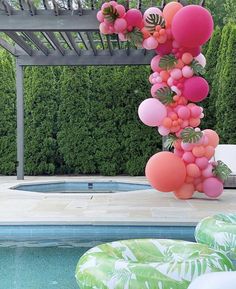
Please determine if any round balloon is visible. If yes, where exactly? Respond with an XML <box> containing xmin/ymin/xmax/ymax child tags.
<box><xmin>125</xmin><ymin>9</ymin><xmax>143</xmax><ymax>27</ymax></box>
<box><xmin>144</xmin><ymin>7</ymin><xmax>162</xmax><ymax>25</ymax></box>
<box><xmin>172</xmin><ymin>5</ymin><xmax>214</xmax><ymax>48</ymax></box>
<box><xmin>138</xmin><ymin>98</ymin><xmax>167</xmax><ymax>127</ymax></box>
<box><xmin>203</xmin><ymin>177</ymin><xmax>224</xmax><ymax>198</ymax></box>
<box><xmin>163</xmin><ymin>2</ymin><xmax>183</xmax><ymax>26</ymax></box>
<box><xmin>145</xmin><ymin>152</ymin><xmax>186</xmax><ymax>192</ymax></box>
<box><xmin>174</xmin><ymin>183</ymin><xmax>195</xmax><ymax>199</ymax></box>
<box><xmin>183</xmin><ymin>77</ymin><xmax>209</xmax><ymax>102</ymax></box>
<box><xmin>203</xmin><ymin>129</ymin><xmax>219</xmax><ymax>148</ymax></box>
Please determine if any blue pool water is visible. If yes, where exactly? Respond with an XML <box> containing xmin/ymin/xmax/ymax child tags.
<box><xmin>12</xmin><ymin>181</ymin><xmax>152</xmax><ymax>193</ymax></box>
<box><xmin>0</xmin><ymin>225</ymin><xmax>195</xmax><ymax>289</ymax></box>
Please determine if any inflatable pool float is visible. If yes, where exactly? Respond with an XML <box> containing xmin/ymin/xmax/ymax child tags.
<box><xmin>75</xmin><ymin>239</ymin><xmax>234</xmax><ymax>289</ymax></box>
<box><xmin>188</xmin><ymin>271</ymin><xmax>236</xmax><ymax>289</ymax></box>
<box><xmin>195</xmin><ymin>213</ymin><xmax>236</xmax><ymax>261</ymax></box>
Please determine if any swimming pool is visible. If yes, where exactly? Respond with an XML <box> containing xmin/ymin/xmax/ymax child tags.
<box><xmin>11</xmin><ymin>181</ymin><xmax>152</xmax><ymax>194</ymax></box>
<box><xmin>0</xmin><ymin>225</ymin><xmax>195</xmax><ymax>289</ymax></box>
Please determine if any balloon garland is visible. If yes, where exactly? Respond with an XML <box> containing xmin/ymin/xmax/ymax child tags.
<box><xmin>97</xmin><ymin>1</ymin><xmax>231</xmax><ymax>199</ymax></box>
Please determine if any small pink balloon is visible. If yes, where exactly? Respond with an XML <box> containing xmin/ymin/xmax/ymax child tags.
<box><xmin>181</xmin><ymin>142</ymin><xmax>194</xmax><ymax>152</ymax></box>
<box><xmin>116</xmin><ymin>4</ymin><xmax>126</xmax><ymax>17</ymax></box>
<box><xmin>99</xmin><ymin>22</ymin><xmax>109</xmax><ymax>34</ymax></box>
<box><xmin>203</xmin><ymin>177</ymin><xmax>224</xmax><ymax>198</ymax></box>
<box><xmin>195</xmin><ymin>157</ymin><xmax>209</xmax><ymax>170</ymax></box>
<box><xmin>114</xmin><ymin>18</ymin><xmax>127</xmax><ymax>33</ymax></box>
<box><xmin>151</xmin><ymin>55</ymin><xmax>162</xmax><ymax>72</ymax></box>
<box><xmin>155</xmin><ymin>39</ymin><xmax>173</xmax><ymax>56</ymax></box>
<box><xmin>143</xmin><ymin>36</ymin><xmax>159</xmax><ymax>50</ymax></box>
<box><xmin>183</xmin><ymin>76</ymin><xmax>209</xmax><ymax>102</ymax></box>
<box><xmin>158</xmin><ymin>125</ymin><xmax>170</xmax><ymax>136</ymax></box>
<box><xmin>151</xmin><ymin>83</ymin><xmax>167</xmax><ymax>97</ymax></box>
<box><xmin>190</xmin><ymin>105</ymin><xmax>202</xmax><ymax>118</ymax></box>
<box><xmin>167</xmin><ymin>77</ymin><xmax>174</xmax><ymax>86</ymax></box>
<box><xmin>144</xmin><ymin>7</ymin><xmax>163</xmax><ymax>24</ymax></box>
<box><xmin>195</xmin><ymin>53</ymin><xmax>206</xmax><ymax>68</ymax></box>
<box><xmin>138</xmin><ymin>98</ymin><xmax>167</xmax><ymax>127</ymax></box>
<box><xmin>178</xmin><ymin>106</ymin><xmax>190</xmax><ymax>120</ymax></box>
<box><xmin>172</xmin><ymin>5</ymin><xmax>214</xmax><ymax>48</ymax></box>
<box><xmin>109</xmin><ymin>1</ymin><xmax>118</xmax><ymax>7</ymax></box>
<box><xmin>183</xmin><ymin>152</ymin><xmax>195</xmax><ymax>163</ymax></box>
<box><xmin>96</xmin><ymin>10</ymin><xmax>104</xmax><ymax>22</ymax></box>
<box><xmin>182</xmin><ymin>66</ymin><xmax>194</xmax><ymax>78</ymax></box>
<box><xmin>170</xmin><ymin>68</ymin><xmax>183</xmax><ymax>80</ymax></box>
<box><xmin>125</xmin><ymin>9</ymin><xmax>143</xmax><ymax>27</ymax></box>
<box><xmin>118</xmin><ymin>33</ymin><xmax>127</xmax><ymax>41</ymax></box>
<box><xmin>202</xmin><ymin>164</ymin><xmax>213</xmax><ymax>178</ymax></box>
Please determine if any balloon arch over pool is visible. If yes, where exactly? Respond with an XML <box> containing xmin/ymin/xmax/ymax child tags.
<box><xmin>97</xmin><ymin>1</ymin><xmax>231</xmax><ymax>199</ymax></box>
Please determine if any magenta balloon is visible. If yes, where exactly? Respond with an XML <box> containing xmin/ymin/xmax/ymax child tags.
<box><xmin>125</xmin><ymin>9</ymin><xmax>143</xmax><ymax>27</ymax></box>
<box><xmin>181</xmin><ymin>46</ymin><xmax>201</xmax><ymax>57</ymax></box>
<box><xmin>138</xmin><ymin>98</ymin><xmax>167</xmax><ymax>127</ymax></box>
<box><xmin>172</xmin><ymin>5</ymin><xmax>214</xmax><ymax>48</ymax></box>
<box><xmin>203</xmin><ymin>177</ymin><xmax>223</xmax><ymax>198</ymax></box>
<box><xmin>151</xmin><ymin>83</ymin><xmax>167</xmax><ymax>97</ymax></box>
<box><xmin>183</xmin><ymin>76</ymin><xmax>209</xmax><ymax>102</ymax></box>
<box><xmin>155</xmin><ymin>39</ymin><xmax>173</xmax><ymax>56</ymax></box>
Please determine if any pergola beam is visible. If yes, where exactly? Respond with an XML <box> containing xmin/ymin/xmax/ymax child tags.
<box><xmin>17</xmin><ymin>50</ymin><xmax>155</xmax><ymax>66</ymax></box>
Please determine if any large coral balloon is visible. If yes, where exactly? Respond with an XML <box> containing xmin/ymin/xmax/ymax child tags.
<box><xmin>183</xmin><ymin>76</ymin><xmax>209</xmax><ymax>102</ymax></box>
<box><xmin>145</xmin><ymin>152</ymin><xmax>186</xmax><ymax>192</ymax></box>
<box><xmin>172</xmin><ymin>5</ymin><xmax>214</xmax><ymax>48</ymax></box>
<box><xmin>163</xmin><ymin>1</ymin><xmax>183</xmax><ymax>26</ymax></box>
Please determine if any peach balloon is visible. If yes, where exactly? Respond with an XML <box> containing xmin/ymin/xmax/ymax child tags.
<box><xmin>163</xmin><ymin>2</ymin><xmax>183</xmax><ymax>26</ymax></box>
<box><xmin>182</xmin><ymin>53</ymin><xmax>193</xmax><ymax>64</ymax></box>
<box><xmin>174</xmin><ymin>183</ymin><xmax>194</xmax><ymax>199</ymax></box>
<box><xmin>203</xmin><ymin>129</ymin><xmax>219</xmax><ymax>148</ymax></box>
<box><xmin>192</xmin><ymin>146</ymin><xmax>205</xmax><ymax>158</ymax></box>
<box><xmin>186</xmin><ymin>163</ymin><xmax>201</xmax><ymax>178</ymax></box>
<box><xmin>145</xmin><ymin>152</ymin><xmax>186</xmax><ymax>192</ymax></box>
<box><xmin>204</xmin><ymin>145</ymin><xmax>215</xmax><ymax>159</ymax></box>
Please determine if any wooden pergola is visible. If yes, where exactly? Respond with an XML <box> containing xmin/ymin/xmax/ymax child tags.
<box><xmin>0</xmin><ymin>0</ymin><xmax>204</xmax><ymax>180</ymax></box>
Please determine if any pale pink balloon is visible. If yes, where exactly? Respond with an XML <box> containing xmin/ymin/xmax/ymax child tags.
<box><xmin>114</xmin><ymin>18</ymin><xmax>127</xmax><ymax>33</ymax></box>
<box><xmin>182</xmin><ymin>66</ymin><xmax>194</xmax><ymax>78</ymax></box>
<box><xmin>195</xmin><ymin>157</ymin><xmax>209</xmax><ymax>170</ymax></box>
<box><xmin>109</xmin><ymin>1</ymin><xmax>118</xmax><ymax>7</ymax></box>
<box><xmin>203</xmin><ymin>177</ymin><xmax>224</xmax><ymax>198</ymax></box>
<box><xmin>116</xmin><ymin>4</ymin><xmax>126</xmax><ymax>17</ymax></box>
<box><xmin>144</xmin><ymin>7</ymin><xmax>163</xmax><ymax>24</ymax></box>
<box><xmin>151</xmin><ymin>83</ymin><xmax>167</xmax><ymax>97</ymax></box>
<box><xmin>143</xmin><ymin>36</ymin><xmax>159</xmax><ymax>50</ymax></box>
<box><xmin>183</xmin><ymin>152</ymin><xmax>195</xmax><ymax>163</ymax></box>
<box><xmin>178</xmin><ymin>106</ymin><xmax>190</xmax><ymax>120</ymax></box>
<box><xmin>170</xmin><ymin>68</ymin><xmax>183</xmax><ymax>80</ymax></box>
<box><xmin>99</xmin><ymin>22</ymin><xmax>109</xmax><ymax>35</ymax></box>
<box><xmin>181</xmin><ymin>142</ymin><xmax>194</xmax><ymax>151</ymax></box>
<box><xmin>194</xmin><ymin>53</ymin><xmax>206</xmax><ymax>68</ymax></box>
<box><xmin>151</xmin><ymin>55</ymin><xmax>162</xmax><ymax>72</ymax></box>
<box><xmin>167</xmin><ymin>77</ymin><xmax>174</xmax><ymax>86</ymax></box>
<box><xmin>202</xmin><ymin>164</ymin><xmax>213</xmax><ymax>178</ymax></box>
<box><xmin>125</xmin><ymin>9</ymin><xmax>143</xmax><ymax>27</ymax></box>
<box><xmin>118</xmin><ymin>33</ymin><xmax>127</xmax><ymax>41</ymax></box>
<box><xmin>96</xmin><ymin>10</ymin><xmax>104</xmax><ymax>22</ymax></box>
<box><xmin>158</xmin><ymin>125</ymin><xmax>170</xmax><ymax>136</ymax></box>
<box><xmin>190</xmin><ymin>105</ymin><xmax>202</xmax><ymax>118</ymax></box>
<box><xmin>138</xmin><ymin>98</ymin><xmax>167</xmax><ymax>127</ymax></box>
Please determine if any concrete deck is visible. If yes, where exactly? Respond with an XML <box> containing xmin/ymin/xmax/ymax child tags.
<box><xmin>0</xmin><ymin>176</ymin><xmax>235</xmax><ymax>226</ymax></box>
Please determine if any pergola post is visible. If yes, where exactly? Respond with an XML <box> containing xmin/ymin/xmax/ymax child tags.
<box><xmin>16</xmin><ymin>61</ymin><xmax>24</xmax><ymax>180</ymax></box>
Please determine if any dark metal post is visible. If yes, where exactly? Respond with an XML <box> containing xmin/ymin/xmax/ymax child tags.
<box><xmin>16</xmin><ymin>61</ymin><xmax>24</xmax><ymax>180</ymax></box>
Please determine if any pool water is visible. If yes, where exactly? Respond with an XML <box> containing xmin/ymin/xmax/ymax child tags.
<box><xmin>0</xmin><ymin>242</ymin><xmax>86</xmax><ymax>289</ymax></box>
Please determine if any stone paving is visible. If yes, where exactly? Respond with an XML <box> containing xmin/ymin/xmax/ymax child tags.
<box><xmin>0</xmin><ymin>176</ymin><xmax>235</xmax><ymax>226</ymax></box>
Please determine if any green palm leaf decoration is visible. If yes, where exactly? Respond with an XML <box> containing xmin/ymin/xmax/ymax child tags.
<box><xmin>145</xmin><ymin>13</ymin><xmax>165</xmax><ymax>33</ymax></box>
<box><xmin>181</xmin><ymin>128</ymin><xmax>203</xmax><ymax>143</ymax></box>
<box><xmin>159</xmin><ymin>54</ymin><xmax>177</xmax><ymax>70</ymax></box>
<box><xmin>190</xmin><ymin>59</ymin><xmax>206</xmax><ymax>75</ymax></box>
<box><xmin>103</xmin><ymin>5</ymin><xmax>119</xmax><ymax>24</ymax></box>
<box><xmin>126</xmin><ymin>28</ymin><xmax>143</xmax><ymax>47</ymax></box>
<box><xmin>164</xmin><ymin>134</ymin><xmax>178</xmax><ymax>150</ymax></box>
<box><xmin>155</xmin><ymin>86</ymin><xmax>175</xmax><ymax>104</ymax></box>
<box><xmin>213</xmin><ymin>160</ymin><xmax>232</xmax><ymax>181</ymax></box>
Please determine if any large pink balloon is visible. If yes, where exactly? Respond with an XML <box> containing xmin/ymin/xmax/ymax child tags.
<box><xmin>172</xmin><ymin>5</ymin><xmax>214</xmax><ymax>48</ymax></box>
<box><xmin>125</xmin><ymin>9</ymin><xmax>143</xmax><ymax>27</ymax></box>
<box><xmin>138</xmin><ymin>98</ymin><xmax>167</xmax><ymax>127</ymax></box>
<box><xmin>183</xmin><ymin>76</ymin><xmax>209</xmax><ymax>102</ymax></box>
<box><xmin>203</xmin><ymin>177</ymin><xmax>224</xmax><ymax>198</ymax></box>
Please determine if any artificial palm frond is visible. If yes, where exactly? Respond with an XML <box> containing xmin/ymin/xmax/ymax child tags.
<box><xmin>159</xmin><ymin>54</ymin><xmax>177</xmax><ymax>70</ymax></box>
<box><xmin>145</xmin><ymin>13</ymin><xmax>165</xmax><ymax>33</ymax></box>
<box><xmin>213</xmin><ymin>160</ymin><xmax>232</xmax><ymax>181</ymax></box>
<box><xmin>181</xmin><ymin>128</ymin><xmax>203</xmax><ymax>143</ymax></box>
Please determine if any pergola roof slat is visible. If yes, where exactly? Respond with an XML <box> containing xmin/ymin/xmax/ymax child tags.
<box><xmin>44</xmin><ymin>31</ymin><xmax>65</xmax><ymax>55</ymax></box>
<box><xmin>61</xmin><ymin>32</ymin><xmax>81</xmax><ymax>56</ymax></box>
<box><xmin>86</xmin><ymin>31</ymin><xmax>97</xmax><ymax>56</ymax></box>
<box><xmin>2</xmin><ymin>0</ymin><xmax>13</xmax><ymax>15</ymax></box>
<box><xmin>5</xmin><ymin>31</ymin><xmax>33</xmax><ymax>55</ymax></box>
<box><xmin>23</xmin><ymin>32</ymin><xmax>49</xmax><ymax>55</ymax></box>
<box><xmin>0</xmin><ymin>37</ymin><xmax>17</xmax><ymax>56</ymax></box>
